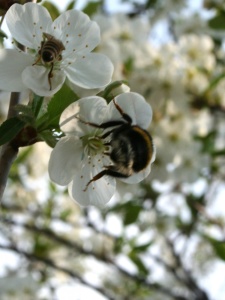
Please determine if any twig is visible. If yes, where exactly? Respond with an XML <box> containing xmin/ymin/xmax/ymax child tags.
<box><xmin>167</xmin><ymin>238</ymin><xmax>210</xmax><ymax>300</ymax></box>
<box><xmin>0</xmin><ymin>243</ymin><xmax>115</xmax><ymax>300</ymax></box>
<box><xmin>0</xmin><ymin>216</ymin><xmax>191</xmax><ymax>300</ymax></box>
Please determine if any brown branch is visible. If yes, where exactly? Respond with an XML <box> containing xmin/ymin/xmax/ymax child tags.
<box><xmin>166</xmin><ymin>238</ymin><xmax>209</xmax><ymax>300</ymax></box>
<box><xmin>0</xmin><ymin>242</ymin><xmax>115</xmax><ymax>300</ymax></box>
<box><xmin>0</xmin><ymin>216</ymin><xmax>192</xmax><ymax>300</ymax></box>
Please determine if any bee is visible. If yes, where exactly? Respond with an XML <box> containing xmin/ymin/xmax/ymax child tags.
<box><xmin>33</xmin><ymin>33</ymin><xmax>65</xmax><ymax>90</ymax></box>
<box><xmin>79</xmin><ymin>99</ymin><xmax>155</xmax><ymax>191</ymax></box>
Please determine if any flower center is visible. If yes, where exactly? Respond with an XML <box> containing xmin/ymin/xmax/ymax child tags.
<box><xmin>81</xmin><ymin>131</ymin><xmax>107</xmax><ymax>157</ymax></box>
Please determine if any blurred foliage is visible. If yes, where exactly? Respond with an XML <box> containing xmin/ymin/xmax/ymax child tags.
<box><xmin>1</xmin><ymin>0</ymin><xmax>225</xmax><ymax>300</ymax></box>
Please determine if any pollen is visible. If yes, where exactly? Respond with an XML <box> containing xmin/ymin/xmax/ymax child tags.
<box><xmin>82</xmin><ymin>56</ymin><xmax>85</xmax><ymax>59</ymax></box>
<box><xmin>85</xmin><ymin>44</ymin><xmax>88</xmax><ymax>48</ymax></box>
<box><xmin>40</xmin><ymin>26</ymin><xmax>43</xmax><ymax>30</ymax></box>
<box><xmin>67</xmin><ymin>22</ymin><xmax>70</xmax><ymax>26</ymax></box>
<box><xmin>73</xmin><ymin>49</ymin><xmax>76</xmax><ymax>52</ymax></box>
<box><xmin>33</xmin><ymin>34</ymin><xmax>36</xmax><ymax>37</ymax></box>
<box><xmin>54</xmin><ymin>26</ymin><xmax>56</xmax><ymax>30</ymax></box>
<box><xmin>80</xmin><ymin>175</ymin><xmax>83</xmax><ymax>179</ymax></box>
<box><xmin>33</xmin><ymin>22</ymin><xmax>36</xmax><ymax>25</ymax></box>
<box><xmin>78</xmin><ymin>34</ymin><xmax>82</xmax><ymax>37</ymax></box>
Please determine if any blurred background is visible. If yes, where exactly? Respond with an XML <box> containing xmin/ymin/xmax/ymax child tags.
<box><xmin>1</xmin><ymin>0</ymin><xmax>225</xmax><ymax>299</ymax></box>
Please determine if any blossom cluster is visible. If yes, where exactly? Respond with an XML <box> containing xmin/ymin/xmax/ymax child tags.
<box><xmin>0</xmin><ymin>3</ymin><xmax>156</xmax><ymax>207</ymax></box>
<box><xmin>93</xmin><ymin>13</ymin><xmax>225</xmax><ymax>184</ymax></box>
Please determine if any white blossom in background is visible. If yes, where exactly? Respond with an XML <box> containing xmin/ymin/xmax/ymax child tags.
<box><xmin>94</xmin><ymin>13</ymin><xmax>151</xmax><ymax>79</ymax></box>
<box><xmin>48</xmin><ymin>92</ymin><xmax>155</xmax><ymax>207</ymax></box>
<box><xmin>0</xmin><ymin>3</ymin><xmax>113</xmax><ymax>97</ymax></box>
<box><xmin>178</xmin><ymin>34</ymin><xmax>215</xmax><ymax>72</ymax></box>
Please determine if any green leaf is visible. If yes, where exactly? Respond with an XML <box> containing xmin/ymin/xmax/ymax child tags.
<box><xmin>133</xmin><ymin>241</ymin><xmax>153</xmax><ymax>253</ymax></box>
<box><xmin>123</xmin><ymin>203</ymin><xmax>142</xmax><ymax>226</ymax></box>
<box><xmin>0</xmin><ymin>29</ymin><xmax>7</xmax><ymax>39</ymax></box>
<box><xmin>60</xmin><ymin>209</ymin><xmax>72</xmax><ymax>221</ymax></box>
<box><xmin>205</xmin><ymin>236</ymin><xmax>225</xmax><ymax>261</ymax></box>
<box><xmin>203</xmin><ymin>72</ymin><xmax>225</xmax><ymax>94</ymax></box>
<box><xmin>208</xmin><ymin>13</ymin><xmax>225</xmax><ymax>30</ymax></box>
<box><xmin>32</xmin><ymin>95</ymin><xmax>45</xmax><ymax>118</ymax></box>
<box><xmin>83</xmin><ymin>1</ymin><xmax>103</xmax><ymax>16</ymax></box>
<box><xmin>66</xmin><ymin>0</ymin><xmax>76</xmax><ymax>10</ymax></box>
<box><xmin>0</xmin><ymin>117</ymin><xmax>25</xmax><ymax>146</ymax></box>
<box><xmin>39</xmin><ymin>130</ymin><xmax>63</xmax><ymax>148</ymax></box>
<box><xmin>37</xmin><ymin>84</ymin><xmax>78</xmax><ymax>131</ymax></box>
<box><xmin>42</xmin><ymin>1</ymin><xmax>60</xmax><ymax>20</ymax></box>
<box><xmin>108</xmin><ymin>201</ymin><xmax>142</xmax><ymax>226</ymax></box>
<box><xmin>129</xmin><ymin>253</ymin><xmax>148</xmax><ymax>276</ymax></box>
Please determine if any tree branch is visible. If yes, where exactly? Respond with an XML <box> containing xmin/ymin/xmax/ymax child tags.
<box><xmin>0</xmin><ymin>216</ymin><xmax>191</xmax><ymax>300</ymax></box>
<box><xmin>0</xmin><ymin>242</ymin><xmax>115</xmax><ymax>300</ymax></box>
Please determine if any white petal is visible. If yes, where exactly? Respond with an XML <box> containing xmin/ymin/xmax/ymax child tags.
<box><xmin>107</xmin><ymin>92</ymin><xmax>153</xmax><ymax>129</ymax></box>
<box><xmin>64</xmin><ymin>53</ymin><xmax>113</xmax><ymax>89</ymax></box>
<box><xmin>70</xmin><ymin>155</ymin><xmax>116</xmax><ymax>207</ymax></box>
<box><xmin>60</xmin><ymin>96</ymin><xmax>107</xmax><ymax>134</ymax></box>
<box><xmin>0</xmin><ymin>49</ymin><xmax>33</xmax><ymax>92</ymax></box>
<box><xmin>48</xmin><ymin>136</ymin><xmax>83</xmax><ymax>186</ymax></box>
<box><xmin>22</xmin><ymin>65</ymin><xmax>66</xmax><ymax>97</ymax></box>
<box><xmin>51</xmin><ymin>10</ymin><xmax>100</xmax><ymax>56</ymax></box>
<box><xmin>6</xmin><ymin>3</ymin><xmax>51</xmax><ymax>49</ymax></box>
<box><xmin>121</xmin><ymin>165</ymin><xmax>151</xmax><ymax>184</ymax></box>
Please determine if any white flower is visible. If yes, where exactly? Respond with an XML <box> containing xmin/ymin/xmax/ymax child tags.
<box><xmin>48</xmin><ymin>92</ymin><xmax>155</xmax><ymax>207</ymax></box>
<box><xmin>0</xmin><ymin>3</ymin><xmax>113</xmax><ymax>96</ymax></box>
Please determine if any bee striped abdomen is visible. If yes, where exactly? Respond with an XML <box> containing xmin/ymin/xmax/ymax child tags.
<box><xmin>42</xmin><ymin>40</ymin><xmax>63</xmax><ymax>63</ymax></box>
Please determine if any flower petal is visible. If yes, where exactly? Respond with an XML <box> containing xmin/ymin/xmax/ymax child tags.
<box><xmin>60</xmin><ymin>96</ymin><xmax>108</xmax><ymax>134</ymax></box>
<box><xmin>22</xmin><ymin>65</ymin><xmax>66</xmax><ymax>96</ymax></box>
<box><xmin>69</xmin><ymin>155</ymin><xmax>116</xmax><ymax>207</ymax></box>
<box><xmin>51</xmin><ymin>10</ymin><xmax>100</xmax><ymax>57</ymax></box>
<box><xmin>48</xmin><ymin>136</ymin><xmax>83</xmax><ymax>186</ymax></box>
<box><xmin>107</xmin><ymin>92</ymin><xmax>153</xmax><ymax>128</ymax></box>
<box><xmin>6</xmin><ymin>3</ymin><xmax>51</xmax><ymax>49</ymax></box>
<box><xmin>64</xmin><ymin>53</ymin><xmax>113</xmax><ymax>89</ymax></box>
<box><xmin>0</xmin><ymin>49</ymin><xmax>33</xmax><ymax>92</ymax></box>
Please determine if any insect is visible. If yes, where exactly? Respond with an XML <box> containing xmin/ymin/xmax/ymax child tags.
<box><xmin>79</xmin><ymin>99</ymin><xmax>155</xmax><ymax>191</ymax></box>
<box><xmin>33</xmin><ymin>33</ymin><xmax>65</xmax><ymax>90</ymax></box>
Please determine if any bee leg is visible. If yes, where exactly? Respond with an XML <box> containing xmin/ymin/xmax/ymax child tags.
<box><xmin>83</xmin><ymin>170</ymin><xmax>108</xmax><ymax>191</ymax></box>
<box><xmin>48</xmin><ymin>63</ymin><xmax>54</xmax><ymax>90</ymax></box>
<box><xmin>83</xmin><ymin>167</ymin><xmax>129</xmax><ymax>191</ymax></box>
<box><xmin>32</xmin><ymin>54</ymin><xmax>41</xmax><ymax>66</ymax></box>
<box><xmin>112</xmin><ymin>98</ymin><xmax>132</xmax><ymax>124</ymax></box>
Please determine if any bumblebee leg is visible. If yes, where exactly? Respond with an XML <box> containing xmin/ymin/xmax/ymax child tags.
<box><xmin>83</xmin><ymin>169</ymin><xmax>108</xmax><ymax>191</ymax></box>
<box><xmin>76</xmin><ymin>116</ymin><xmax>125</xmax><ymax>130</ymax></box>
<box><xmin>112</xmin><ymin>98</ymin><xmax>132</xmax><ymax>124</ymax></box>
<box><xmin>83</xmin><ymin>167</ymin><xmax>129</xmax><ymax>191</ymax></box>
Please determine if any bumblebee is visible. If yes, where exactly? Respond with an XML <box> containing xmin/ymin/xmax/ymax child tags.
<box><xmin>81</xmin><ymin>99</ymin><xmax>155</xmax><ymax>191</ymax></box>
<box><xmin>33</xmin><ymin>33</ymin><xmax>65</xmax><ymax>90</ymax></box>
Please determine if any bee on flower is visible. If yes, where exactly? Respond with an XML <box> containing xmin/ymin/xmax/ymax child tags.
<box><xmin>0</xmin><ymin>3</ymin><xmax>113</xmax><ymax>96</ymax></box>
<box><xmin>48</xmin><ymin>92</ymin><xmax>156</xmax><ymax>207</ymax></box>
